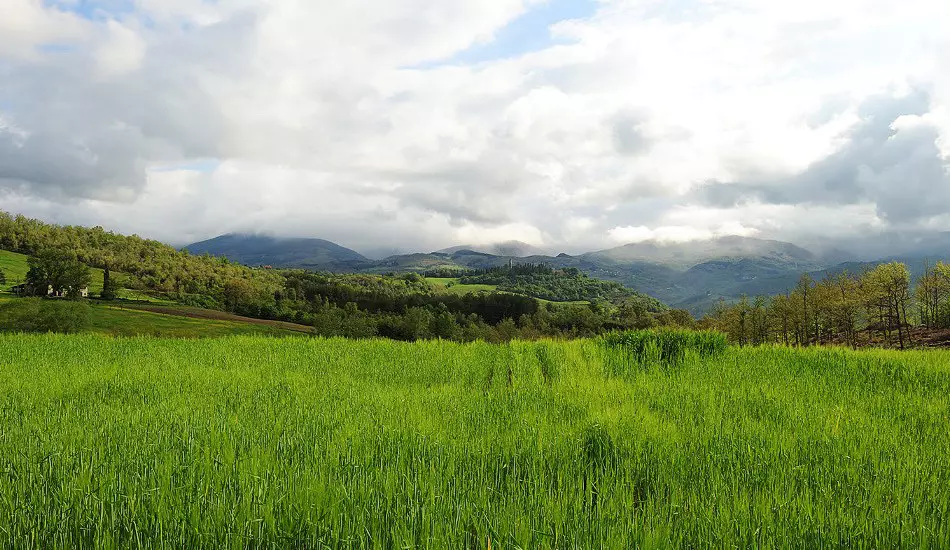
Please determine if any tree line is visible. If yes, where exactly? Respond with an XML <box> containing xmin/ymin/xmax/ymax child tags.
<box><xmin>701</xmin><ymin>261</ymin><xmax>950</xmax><ymax>349</ymax></box>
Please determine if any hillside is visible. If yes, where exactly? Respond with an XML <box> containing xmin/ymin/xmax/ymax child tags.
<box><xmin>458</xmin><ymin>264</ymin><xmax>666</xmax><ymax>310</ymax></box>
<box><xmin>184</xmin><ymin>234</ymin><xmax>369</xmax><ymax>269</ymax></box>
<box><xmin>0</xmin><ymin>249</ymin><xmax>312</xmax><ymax>337</ymax></box>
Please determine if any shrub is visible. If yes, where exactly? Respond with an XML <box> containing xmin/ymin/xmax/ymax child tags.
<box><xmin>0</xmin><ymin>298</ymin><xmax>90</xmax><ymax>334</ymax></box>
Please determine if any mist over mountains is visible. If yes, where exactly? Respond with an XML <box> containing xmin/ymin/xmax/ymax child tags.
<box><xmin>183</xmin><ymin>233</ymin><xmax>950</xmax><ymax>314</ymax></box>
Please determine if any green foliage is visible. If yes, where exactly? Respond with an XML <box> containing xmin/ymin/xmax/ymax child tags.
<box><xmin>0</xmin><ymin>298</ymin><xmax>90</xmax><ymax>333</ymax></box>
<box><xmin>100</xmin><ymin>267</ymin><xmax>117</xmax><ymax>300</ymax></box>
<box><xmin>25</xmin><ymin>249</ymin><xmax>92</xmax><ymax>298</ymax></box>
<box><xmin>703</xmin><ymin>262</ymin><xmax>922</xmax><ymax>349</ymax></box>
<box><xmin>0</xmin><ymin>211</ymin><xmax>283</xmax><ymax>306</ymax></box>
<box><xmin>0</xmin><ymin>335</ymin><xmax>948</xmax><ymax>546</ymax></box>
<box><xmin>461</xmin><ymin>264</ymin><xmax>666</xmax><ymax>310</ymax></box>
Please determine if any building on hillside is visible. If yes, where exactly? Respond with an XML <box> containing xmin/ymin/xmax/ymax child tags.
<box><xmin>10</xmin><ymin>283</ymin><xmax>88</xmax><ymax>298</ymax></box>
<box><xmin>47</xmin><ymin>284</ymin><xmax>89</xmax><ymax>298</ymax></box>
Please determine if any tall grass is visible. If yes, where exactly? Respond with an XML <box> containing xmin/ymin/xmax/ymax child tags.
<box><xmin>0</xmin><ymin>334</ymin><xmax>947</xmax><ymax>548</ymax></box>
<box><xmin>602</xmin><ymin>329</ymin><xmax>728</xmax><ymax>375</ymax></box>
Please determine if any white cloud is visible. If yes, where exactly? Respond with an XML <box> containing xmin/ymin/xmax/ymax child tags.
<box><xmin>1</xmin><ymin>0</ymin><xmax>949</xmax><ymax>254</ymax></box>
<box><xmin>608</xmin><ymin>222</ymin><xmax>758</xmax><ymax>244</ymax></box>
<box><xmin>95</xmin><ymin>20</ymin><xmax>146</xmax><ymax>76</ymax></box>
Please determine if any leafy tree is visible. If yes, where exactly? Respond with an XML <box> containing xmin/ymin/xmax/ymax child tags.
<box><xmin>864</xmin><ymin>262</ymin><xmax>912</xmax><ymax>349</ymax></box>
<box><xmin>916</xmin><ymin>262</ymin><xmax>950</xmax><ymax>329</ymax></box>
<box><xmin>101</xmin><ymin>266</ymin><xmax>118</xmax><ymax>300</ymax></box>
<box><xmin>25</xmin><ymin>249</ymin><xmax>91</xmax><ymax>298</ymax></box>
<box><xmin>0</xmin><ymin>269</ymin><xmax>6</xmax><ymax>288</ymax></box>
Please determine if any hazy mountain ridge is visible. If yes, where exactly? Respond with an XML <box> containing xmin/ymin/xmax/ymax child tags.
<box><xmin>184</xmin><ymin>234</ymin><xmax>950</xmax><ymax>315</ymax></box>
<box><xmin>436</xmin><ymin>241</ymin><xmax>547</xmax><ymax>258</ymax></box>
<box><xmin>183</xmin><ymin>234</ymin><xmax>369</xmax><ymax>268</ymax></box>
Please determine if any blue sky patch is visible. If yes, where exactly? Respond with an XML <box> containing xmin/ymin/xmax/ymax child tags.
<box><xmin>414</xmin><ymin>0</ymin><xmax>598</xmax><ymax>69</ymax></box>
<box><xmin>45</xmin><ymin>0</ymin><xmax>137</xmax><ymax>20</ymax></box>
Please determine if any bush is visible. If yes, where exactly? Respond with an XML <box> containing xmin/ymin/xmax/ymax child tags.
<box><xmin>0</xmin><ymin>298</ymin><xmax>90</xmax><ymax>334</ymax></box>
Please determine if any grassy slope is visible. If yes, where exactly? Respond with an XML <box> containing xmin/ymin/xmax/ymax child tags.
<box><xmin>426</xmin><ymin>277</ymin><xmax>498</xmax><ymax>295</ymax></box>
<box><xmin>0</xmin><ymin>295</ymin><xmax>310</xmax><ymax>338</ymax></box>
<box><xmin>0</xmin><ymin>335</ymin><xmax>946</xmax><ymax>547</ymax></box>
<box><xmin>1</xmin><ymin>250</ymin><xmax>310</xmax><ymax>337</ymax></box>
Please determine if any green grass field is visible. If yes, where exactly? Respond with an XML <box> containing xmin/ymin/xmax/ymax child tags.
<box><xmin>427</xmin><ymin>277</ymin><xmax>498</xmax><ymax>295</ymax></box>
<box><xmin>0</xmin><ymin>334</ymin><xmax>947</xmax><ymax>547</ymax></box>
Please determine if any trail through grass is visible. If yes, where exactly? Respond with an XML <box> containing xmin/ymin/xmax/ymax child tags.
<box><xmin>0</xmin><ymin>335</ymin><xmax>947</xmax><ymax>547</ymax></box>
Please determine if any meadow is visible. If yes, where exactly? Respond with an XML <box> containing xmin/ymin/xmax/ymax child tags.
<box><xmin>0</xmin><ymin>333</ymin><xmax>947</xmax><ymax>548</ymax></box>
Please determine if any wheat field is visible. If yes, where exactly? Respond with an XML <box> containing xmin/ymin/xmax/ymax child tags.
<box><xmin>0</xmin><ymin>333</ymin><xmax>947</xmax><ymax>548</ymax></box>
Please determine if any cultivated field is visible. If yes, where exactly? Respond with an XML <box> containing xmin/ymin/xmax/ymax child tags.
<box><xmin>0</xmin><ymin>334</ymin><xmax>947</xmax><ymax>548</ymax></box>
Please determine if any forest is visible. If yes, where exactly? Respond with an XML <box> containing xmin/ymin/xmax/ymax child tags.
<box><xmin>460</xmin><ymin>263</ymin><xmax>665</xmax><ymax>307</ymax></box>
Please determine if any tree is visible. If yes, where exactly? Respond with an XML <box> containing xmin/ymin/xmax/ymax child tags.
<box><xmin>795</xmin><ymin>274</ymin><xmax>813</xmax><ymax>345</ymax></box>
<box><xmin>0</xmin><ymin>269</ymin><xmax>6</xmax><ymax>288</ymax></box>
<box><xmin>769</xmin><ymin>293</ymin><xmax>792</xmax><ymax>346</ymax></box>
<box><xmin>828</xmin><ymin>272</ymin><xmax>862</xmax><ymax>348</ymax></box>
<box><xmin>25</xmin><ymin>249</ymin><xmax>92</xmax><ymax>298</ymax></box>
<box><xmin>916</xmin><ymin>262</ymin><xmax>950</xmax><ymax>329</ymax></box>
<box><xmin>222</xmin><ymin>278</ymin><xmax>258</xmax><ymax>313</ymax></box>
<box><xmin>863</xmin><ymin>263</ymin><xmax>912</xmax><ymax>349</ymax></box>
<box><xmin>101</xmin><ymin>266</ymin><xmax>118</xmax><ymax>300</ymax></box>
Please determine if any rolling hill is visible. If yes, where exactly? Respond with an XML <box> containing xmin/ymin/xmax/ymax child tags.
<box><xmin>184</xmin><ymin>234</ymin><xmax>369</xmax><ymax>269</ymax></box>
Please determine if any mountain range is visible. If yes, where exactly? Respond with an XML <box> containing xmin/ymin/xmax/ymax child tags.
<box><xmin>183</xmin><ymin>233</ymin><xmax>950</xmax><ymax>314</ymax></box>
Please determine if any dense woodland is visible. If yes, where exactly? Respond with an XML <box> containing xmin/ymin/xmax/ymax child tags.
<box><xmin>460</xmin><ymin>264</ymin><xmax>666</xmax><ymax>308</ymax></box>
<box><xmin>701</xmin><ymin>262</ymin><xmax>950</xmax><ymax>349</ymax></box>
<box><xmin>0</xmin><ymin>212</ymin><xmax>692</xmax><ymax>341</ymax></box>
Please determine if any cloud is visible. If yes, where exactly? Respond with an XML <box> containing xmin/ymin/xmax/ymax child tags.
<box><xmin>1</xmin><ymin>0</ymin><xmax>949</xmax><ymax>256</ymax></box>
<box><xmin>608</xmin><ymin>222</ymin><xmax>758</xmax><ymax>244</ymax></box>
<box><xmin>697</xmin><ymin>88</ymin><xmax>950</xmax><ymax>227</ymax></box>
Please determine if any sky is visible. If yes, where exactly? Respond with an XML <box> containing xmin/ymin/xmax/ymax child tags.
<box><xmin>1</xmin><ymin>0</ymin><xmax>949</xmax><ymax>258</ymax></box>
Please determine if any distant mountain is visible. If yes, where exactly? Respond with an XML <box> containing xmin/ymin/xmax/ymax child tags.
<box><xmin>184</xmin><ymin>233</ymin><xmax>943</xmax><ymax>316</ymax></box>
<box><xmin>436</xmin><ymin>241</ymin><xmax>546</xmax><ymax>258</ymax></box>
<box><xmin>362</xmin><ymin>236</ymin><xmax>834</xmax><ymax>314</ymax></box>
<box><xmin>587</xmin><ymin>236</ymin><xmax>818</xmax><ymax>268</ymax></box>
<box><xmin>183</xmin><ymin>234</ymin><xmax>369</xmax><ymax>269</ymax></box>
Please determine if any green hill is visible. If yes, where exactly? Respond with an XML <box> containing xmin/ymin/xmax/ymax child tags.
<box><xmin>1</xmin><ymin>249</ymin><xmax>310</xmax><ymax>338</ymax></box>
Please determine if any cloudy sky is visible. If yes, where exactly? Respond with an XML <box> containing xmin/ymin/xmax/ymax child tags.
<box><xmin>1</xmin><ymin>0</ymin><xmax>949</xmax><ymax>257</ymax></box>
